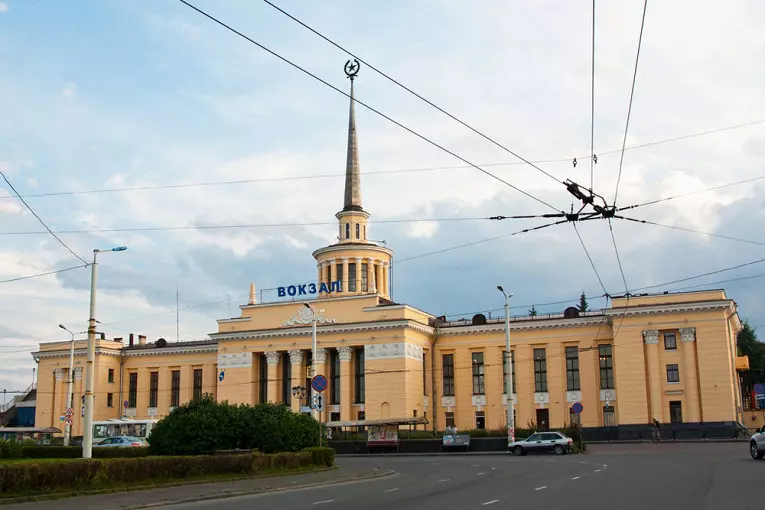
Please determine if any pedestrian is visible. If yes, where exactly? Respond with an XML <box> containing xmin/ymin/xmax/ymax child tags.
<box><xmin>651</xmin><ymin>418</ymin><xmax>661</xmax><ymax>442</ymax></box>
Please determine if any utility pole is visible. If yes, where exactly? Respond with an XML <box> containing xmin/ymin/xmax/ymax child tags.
<box><xmin>497</xmin><ymin>286</ymin><xmax>515</xmax><ymax>445</ymax></box>
<box><xmin>58</xmin><ymin>324</ymin><xmax>75</xmax><ymax>446</ymax></box>
<box><xmin>82</xmin><ymin>246</ymin><xmax>127</xmax><ymax>459</ymax></box>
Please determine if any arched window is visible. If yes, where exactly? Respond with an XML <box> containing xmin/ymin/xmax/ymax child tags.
<box><xmin>345</xmin><ymin>223</ymin><xmax>350</xmax><ymax>239</ymax></box>
<box><xmin>356</xmin><ymin>223</ymin><xmax>360</xmax><ymax>239</ymax></box>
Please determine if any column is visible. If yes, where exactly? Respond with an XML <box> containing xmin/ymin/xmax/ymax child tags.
<box><xmin>338</xmin><ymin>347</ymin><xmax>353</xmax><ymax>421</ymax></box>
<box><xmin>289</xmin><ymin>350</ymin><xmax>304</xmax><ymax>413</ymax></box>
<box><xmin>382</xmin><ymin>262</ymin><xmax>390</xmax><ymax>297</ymax></box>
<box><xmin>266</xmin><ymin>351</ymin><xmax>280</xmax><ymax>403</ymax></box>
<box><xmin>314</xmin><ymin>348</ymin><xmax>329</xmax><ymax>420</ymax></box>
<box><xmin>327</xmin><ymin>259</ymin><xmax>335</xmax><ymax>287</ymax></box>
<box><xmin>680</xmin><ymin>327</ymin><xmax>701</xmax><ymax>422</ymax></box>
<box><xmin>643</xmin><ymin>330</ymin><xmax>663</xmax><ymax>422</ymax></box>
<box><xmin>376</xmin><ymin>263</ymin><xmax>383</xmax><ymax>296</ymax></box>
<box><xmin>368</xmin><ymin>258</ymin><xmax>377</xmax><ymax>293</ymax></box>
<box><xmin>354</xmin><ymin>257</ymin><xmax>363</xmax><ymax>294</ymax></box>
<box><xmin>320</xmin><ymin>262</ymin><xmax>329</xmax><ymax>295</ymax></box>
<box><xmin>341</xmin><ymin>258</ymin><xmax>349</xmax><ymax>294</ymax></box>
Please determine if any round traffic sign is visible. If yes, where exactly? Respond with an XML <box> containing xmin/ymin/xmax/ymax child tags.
<box><xmin>219</xmin><ymin>370</ymin><xmax>225</xmax><ymax>382</ymax></box>
<box><xmin>311</xmin><ymin>375</ymin><xmax>328</xmax><ymax>393</ymax></box>
<box><xmin>124</xmin><ymin>401</ymin><xmax>129</xmax><ymax>408</ymax></box>
<box><xmin>571</xmin><ymin>402</ymin><xmax>584</xmax><ymax>414</ymax></box>
<box><xmin>754</xmin><ymin>383</ymin><xmax>765</xmax><ymax>395</ymax></box>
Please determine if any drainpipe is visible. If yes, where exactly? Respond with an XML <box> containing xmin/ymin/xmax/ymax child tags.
<box><xmin>117</xmin><ymin>351</ymin><xmax>125</xmax><ymax>419</ymax></box>
<box><xmin>430</xmin><ymin>327</ymin><xmax>441</xmax><ymax>434</ymax></box>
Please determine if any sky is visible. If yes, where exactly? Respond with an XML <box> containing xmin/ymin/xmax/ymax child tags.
<box><xmin>1</xmin><ymin>0</ymin><xmax>765</xmax><ymax>398</ymax></box>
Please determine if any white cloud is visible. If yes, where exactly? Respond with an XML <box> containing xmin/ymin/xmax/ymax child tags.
<box><xmin>61</xmin><ymin>82</ymin><xmax>77</xmax><ymax>98</ymax></box>
<box><xmin>0</xmin><ymin>3</ymin><xmax>8</xmax><ymax>14</ymax></box>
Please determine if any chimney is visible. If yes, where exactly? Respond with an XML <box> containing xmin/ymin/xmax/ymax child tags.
<box><xmin>248</xmin><ymin>282</ymin><xmax>257</xmax><ymax>305</ymax></box>
<box><xmin>115</xmin><ymin>337</ymin><xmax>123</xmax><ymax>345</ymax></box>
<box><xmin>100</xmin><ymin>333</ymin><xmax>105</xmax><ymax>340</ymax></box>
<box><xmin>138</xmin><ymin>335</ymin><xmax>147</xmax><ymax>346</ymax></box>
<box><xmin>129</xmin><ymin>334</ymin><xmax>134</xmax><ymax>347</ymax></box>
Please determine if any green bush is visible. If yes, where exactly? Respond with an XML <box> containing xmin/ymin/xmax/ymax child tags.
<box><xmin>148</xmin><ymin>396</ymin><xmax>321</xmax><ymax>456</ymax></box>
<box><xmin>0</xmin><ymin>439</ymin><xmax>24</xmax><ymax>459</ymax></box>
<box><xmin>20</xmin><ymin>446</ymin><xmax>151</xmax><ymax>459</ymax></box>
<box><xmin>0</xmin><ymin>450</ymin><xmax>333</xmax><ymax>495</ymax></box>
<box><xmin>303</xmin><ymin>447</ymin><xmax>335</xmax><ymax>467</ymax></box>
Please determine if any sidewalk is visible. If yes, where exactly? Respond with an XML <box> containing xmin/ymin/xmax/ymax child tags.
<box><xmin>0</xmin><ymin>466</ymin><xmax>393</xmax><ymax>510</ymax></box>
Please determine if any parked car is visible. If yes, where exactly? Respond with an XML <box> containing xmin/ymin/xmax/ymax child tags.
<box><xmin>750</xmin><ymin>425</ymin><xmax>765</xmax><ymax>460</ymax></box>
<box><xmin>509</xmin><ymin>432</ymin><xmax>573</xmax><ymax>456</ymax></box>
<box><xmin>94</xmin><ymin>436</ymin><xmax>147</xmax><ymax>447</ymax></box>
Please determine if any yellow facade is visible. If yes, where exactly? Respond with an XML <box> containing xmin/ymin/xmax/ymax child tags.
<box><xmin>32</xmin><ymin>75</ymin><xmax>750</xmax><ymax>435</ymax></box>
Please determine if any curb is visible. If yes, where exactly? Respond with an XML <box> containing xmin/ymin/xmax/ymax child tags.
<box><xmin>340</xmin><ymin>452</ymin><xmax>509</xmax><ymax>457</ymax></box>
<box><xmin>126</xmin><ymin>469</ymin><xmax>396</xmax><ymax>509</ymax></box>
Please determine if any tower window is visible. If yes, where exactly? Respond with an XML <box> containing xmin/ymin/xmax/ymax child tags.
<box><xmin>345</xmin><ymin>223</ymin><xmax>350</xmax><ymax>239</ymax></box>
<box><xmin>363</xmin><ymin>225</ymin><xmax>366</xmax><ymax>239</ymax></box>
<box><xmin>356</xmin><ymin>223</ymin><xmax>360</xmax><ymax>239</ymax></box>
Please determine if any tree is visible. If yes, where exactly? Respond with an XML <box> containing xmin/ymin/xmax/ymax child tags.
<box><xmin>577</xmin><ymin>292</ymin><xmax>589</xmax><ymax>313</ymax></box>
<box><xmin>528</xmin><ymin>305</ymin><xmax>537</xmax><ymax>317</ymax></box>
<box><xmin>737</xmin><ymin>321</ymin><xmax>765</xmax><ymax>390</ymax></box>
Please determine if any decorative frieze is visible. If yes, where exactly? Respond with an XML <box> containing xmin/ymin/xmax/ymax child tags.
<box><xmin>265</xmin><ymin>351</ymin><xmax>280</xmax><ymax>366</ymax></box>
<box><xmin>472</xmin><ymin>395</ymin><xmax>487</xmax><ymax>407</ymax></box>
<box><xmin>314</xmin><ymin>348</ymin><xmax>328</xmax><ymax>364</ymax></box>
<box><xmin>600</xmin><ymin>389</ymin><xmax>616</xmax><ymax>402</ymax></box>
<box><xmin>281</xmin><ymin>307</ymin><xmax>337</xmax><ymax>327</ymax></box>
<box><xmin>442</xmin><ymin>396</ymin><xmax>456</xmax><ymax>408</ymax></box>
<box><xmin>54</xmin><ymin>368</ymin><xmax>66</xmax><ymax>381</ymax></box>
<box><xmin>566</xmin><ymin>391</ymin><xmax>582</xmax><ymax>403</ymax></box>
<box><xmin>642</xmin><ymin>329</ymin><xmax>659</xmax><ymax>344</ymax></box>
<box><xmin>218</xmin><ymin>352</ymin><xmax>252</xmax><ymax>369</ymax></box>
<box><xmin>364</xmin><ymin>343</ymin><xmax>423</xmax><ymax>360</ymax></box>
<box><xmin>289</xmin><ymin>350</ymin><xmax>304</xmax><ymax>365</ymax></box>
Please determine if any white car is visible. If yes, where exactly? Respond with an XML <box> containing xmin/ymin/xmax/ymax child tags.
<box><xmin>509</xmin><ymin>431</ymin><xmax>573</xmax><ymax>456</ymax></box>
<box><xmin>750</xmin><ymin>425</ymin><xmax>765</xmax><ymax>460</ymax></box>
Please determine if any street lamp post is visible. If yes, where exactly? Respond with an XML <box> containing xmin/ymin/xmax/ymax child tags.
<box><xmin>58</xmin><ymin>324</ymin><xmax>75</xmax><ymax>447</ymax></box>
<box><xmin>82</xmin><ymin>246</ymin><xmax>127</xmax><ymax>459</ymax></box>
<box><xmin>497</xmin><ymin>286</ymin><xmax>515</xmax><ymax>445</ymax></box>
<box><xmin>292</xmin><ymin>385</ymin><xmax>307</xmax><ymax>409</ymax></box>
<box><xmin>304</xmin><ymin>303</ymin><xmax>322</xmax><ymax>447</ymax></box>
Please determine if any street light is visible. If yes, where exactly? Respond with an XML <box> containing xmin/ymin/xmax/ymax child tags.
<box><xmin>497</xmin><ymin>286</ymin><xmax>515</xmax><ymax>445</ymax></box>
<box><xmin>58</xmin><ymin>324</ymin><xmax>76</xmax><ymax>447</ymax></box>
<box><xmin>82</xmin><ymin>246</ymin><xmax>127</xmax><ymax>459</ymax></box>
<box><xmin>292</xmin><ymin>385</ymin><xmax>307</xmax><ymax>409</ymax></box>
<box><xmin>304</xmin><ymin>302</ymin><xmax>322</xmax><ymax>447</ymax></box>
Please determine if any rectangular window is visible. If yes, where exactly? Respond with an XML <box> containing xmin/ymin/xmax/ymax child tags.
<box><xmin>128</xmin><ymin>373</ymin><xmax>137</xmax><ymax>408</ymax></box>
<box><xmin>171</xmin><ymin>370</ymin><xmax>180</xmax><ymax>407</ymax></box>
<box><xmin>534</xmin><ymin>348</ymin><xmax>548</xmax><ymax>392</ymax></box>
<box><xmin>259</xmin><ymin>355</ymin><xmax>268</xmax><ymax>403</ymax></box>
<box><xmin>335</xmin><ymin>265</ymin><xmax>343</xmax><ymax>291</ymax></box>
<box><xmin>361</xmin><ymin>263</ymin><xmax>368</xmax><ymax>292</ymax></box>
<box><xmin>664</xmin><ymin>332</ymin><xmax>677</xmax><ymax>350</ymax></box>
<box><xmin>472</xmin><ymin>352</ymin><xmax>485</xmax><ymax>395</ymax></box>
<box><xmin>354</xmin><ymin>348</ymin><xmax>365</xmax><ymax>404</ymax></box>
<box><xmin>475</xmin><ymin>411</ymin><xmax>486</xmax><ymax>430</ymax></box>
<box><xmin>348</xmin><ymin>263</ymin><xmax>357</xmax><ymax>292</ymax></box>
<box><xmin>502</xmin><ymin>350</ymin><xmax>516</xmax><ymax>394</ymax></box>
<box><xmin>666</xmin><ymin>363</ymin><xmax>680</xmax><ymax>383</ymax></box>
<box><xmin>566</xmin><ymin>346</ymin><xmax>580</xmax><ymax>391</ymax></box>
<box><xmin>598</xmin><ymin>344</ymin><xmax>615</xmax><ymax>389</ymax></box>
<box><xmin>330</xmin><ymin>350</ymin><xmax>340</xmax><ymax>405</ymax></box>
<box><xmin>193</xmin><ymin>368</ymin><xmax>203</xmax><ymax>402</ymax></box>
<box><xmin>282</xmin><ymin>354</ymin><xmax>291</xmax><ymax>406</ymax></box>
<box><xmin>445</xmin><ymin>412</ymin><xmax>455</xmax><ymax>428</ymax></box>
<box><xmin>669</xmin><ymin>401</ymin><xmax>683</xmax><ymax>423</ymax></box>
<box><xmin>149</xmin><ymin>371</ymin><xmax>158</xmax><ymax>408</ymax></box>
<box><xmin>603</xmin><ymin>405</ymin><xmax>616</xmax><ymax>426</ymax></box>
<box><xmin>442</xmin><ymin>354</ymin><xmax>455</xmax><ymax>396</ymax></box>
<box><xmin>108</xmin><ymin>369</ymin><xmax>115</xmax><ymax>383</ymax></box>
<box><xmin>107</xmin><ymin>393</ymin><xmax>114</xmax><ymax>407</ymax></box>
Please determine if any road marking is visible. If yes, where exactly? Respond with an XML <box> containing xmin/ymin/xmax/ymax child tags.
<box><xmin>470</xmin><ymin>464</ymin><xmax>480</xmax><ymax>467</ymax></box>
<box><xmin>571</xmin><ymin>476</ymin><xmax>580</xmax><ymax>480</ymax></box>
<box><xmin>385</xmin><ymin>488</ymin><xmax>400</xmax><ymax>492</ymax></box>
<box><xmin>594</xmin><ymin>469</ymin><xmax>602</xmax><ymax>473</ymax></box>
<box><xmin>579</xmin><ymin>461</ymin><xmax>588</xmax><ymax>464</ymax></box>
<box><xmin>534</xmin><ymin>486</ymin><xmax>547</xmax><ymax>491</ymax></box>
<box><xmin>313</xmin><ymin>500</ymin><xmax>334</xmax><ymax>505</ymax></box>
<box><xmin>477</xmin><ymin>472</ymin><xmax>486</xmax><ymax>476</ymax></box>
<box><xmin>603</xmin><ymin>464</ymin><xmax>608</xmax><ymax>467</ymax></box>
<box><xmin>437</xmin><ymin>479</ymin><xmax>450</xmax><ymax>483</ymax></box>
<box><xmin>491</xmin><ymin>467</ymin><xmax>496</xmax><ymax>470</ymax></box>
<box><xmin>482</xmin><ymin>500</ymin><xmax>499</xmax><ymax>506</ymax></box>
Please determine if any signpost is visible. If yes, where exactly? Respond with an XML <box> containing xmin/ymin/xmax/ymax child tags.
<box><xmin>219</xmin><ymin>370</ymin><xmax>225</xmax><ymax>383</ymax></box>
<box><xmin>571</xmin><ymin>402</ymin><xmax>584</xmax><ymax>450</ymax></box>
<box><xmin>311</xmin><ymin>374</ymin><xmax>327</xmax><ymax>446</ymax></box>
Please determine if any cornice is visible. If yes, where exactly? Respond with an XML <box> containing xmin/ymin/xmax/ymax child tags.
<box><xmin>33</xmin><ymin>348</ymin><xmax>122</xmax><ymax>360</ymax></box>
<box><xmin>210</xmin><ymin>319</ymin><xmax>434</xmax><ymax>341</ymax></box>
<box><xmin>438</xmin><ymin>316</ymin><xmax>609</xmax><ymax>336</ymax></box>
<box><xmin>603</xmin><ymin>300</ymin><xmax>734</xmax><ymax>318</ymax></box>
<box><xmin>217</xmin><ymin>317</ymin><xmax>253</xmax><ymax>324</ymax></box>
<box><xmin>239</xmin><ymin>293</ymin><xmax>375</xmax><ymax>310</ymax></box>
<box><xmin>312</xmin><ymin>244</ymin><xmax>394</xmax><ymax>259</ymax></box>
<box><xmin>125</xmin><ymin>345</ymin><xmax>218</xmax><ymax>357</ymax></box>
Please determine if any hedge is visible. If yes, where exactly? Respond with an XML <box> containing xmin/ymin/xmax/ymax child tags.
<box><xmin>0</xmin><ymin>448</ymin><xmax>335</xmax><ymax>495</ymax></box>
<box><xmin>20</xmin><ymin>446</ymin><xmax>151</xmax><ymax>459</ymax></box>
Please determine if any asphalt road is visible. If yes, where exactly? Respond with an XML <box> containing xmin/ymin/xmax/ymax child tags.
<box><xmin>161</xmin><ymin>443</ymin><xmax>763</xmax><ymax>510</ymax></box>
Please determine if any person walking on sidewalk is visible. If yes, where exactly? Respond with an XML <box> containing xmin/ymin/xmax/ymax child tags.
<box><xmin>651</xmin><ymin>418</ymin><xmax>661</xmax><ymax>442</ymax></box>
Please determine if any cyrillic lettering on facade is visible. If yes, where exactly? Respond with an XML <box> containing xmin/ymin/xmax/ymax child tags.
<box><xmin>319</xmin><ymin>282</ymin><xmax>330</xmax><ymax>294</ymax></box>
<box><xmin>287</xmin><ymin>285</ymin><xmax>297</xmax><ymax>296</ymax></box>
<box><xmin>277</xmin><ymin>287</ymin><xmax>286</xmax><ymax>297</ymax></box>
<box><xmin>330</xmin><ymin>281</ymin><xmax>342</xmax><ymax>292</ymax></box>
<box><xmin>298</xmin><ymin>284</ymin><xmax>307</xmax><ymax>295</ymax></box>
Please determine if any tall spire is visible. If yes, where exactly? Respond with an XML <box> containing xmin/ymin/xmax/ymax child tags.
<box><xmin>343</xmin><ymin>59</ymin><xmax>363</xmax><ymax>212</ymax></box>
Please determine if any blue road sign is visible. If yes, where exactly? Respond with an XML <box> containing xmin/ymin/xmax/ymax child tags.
<box><xmin>571</xmin><ymin>402</ymin><xmax>584</xmax><ymax>414</ymax></box>
<box><xmin>219</xmin><ymin>370</ymin><xmax>225</xmax><ymax>382</ymax></box>
<box><xmin>311</xmin><ymin>375</ymin><xmax>328</xmax><ymax>393</ymax></box>
<box><xmin>124</xmin><ymin>400</ymin><xmax>129</xmax><ymax>409</ymax></box>
<box><xmin>754</xmin><ymin>383</ymin><xmax>765</xmax><ymax>395</ymax></box>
